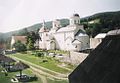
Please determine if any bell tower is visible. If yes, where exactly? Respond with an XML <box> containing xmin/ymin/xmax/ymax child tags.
<box><xmin>70</xmin><ymin>13</ymin><xmax>80</xmax><ymax>25</ymax></box>
<box><xmin>52</xmin><ymin>19</ymin><xmax>61</xmax><ymax>29</ymax></box>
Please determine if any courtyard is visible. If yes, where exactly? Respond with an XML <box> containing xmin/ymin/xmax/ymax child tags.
<box><xmin>4</xmin><ymin>50</ymin><xmax>77</xmax><ymax>83</ymax></box>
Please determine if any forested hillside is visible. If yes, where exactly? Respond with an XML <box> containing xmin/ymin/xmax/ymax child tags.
<box><xmin>0</xmin><ymin>11</ymin><xmax>120</xmax><ymax>49</ymax></box>
<box><xmin>81</xmin><ymin>11</ymin><xmax>120</xmax><ymax>37</ymax></box>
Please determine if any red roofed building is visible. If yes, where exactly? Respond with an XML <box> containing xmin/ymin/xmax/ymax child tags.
<box><xmin>11</xmin><ymin>36</ymin><xmax>27</xmax><ymax>49</ymax></box>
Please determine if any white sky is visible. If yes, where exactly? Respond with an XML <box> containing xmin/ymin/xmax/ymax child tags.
<box><xmin>0</xmin><ymin>0</ymin><xmax>120</xmax><ymax>33</ymax></box>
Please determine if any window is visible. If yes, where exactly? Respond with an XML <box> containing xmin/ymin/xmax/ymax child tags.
<box><xmin>74</xmin><ymin>20</ymin><xmax>76</xmax><ymax>24</ymax></box>
<box><xmin>78</xmin><ymin>20</ymin><xmax>79</xmax><ymax>24</ymax></box>
<box><xmin>54</xmin><ymin>24</ymin><xmax>56</xmax><ymax>27</ymax></box>
<box><xmin>75</xmin><ymin>45</ymin><xmax>77</xmax><ymax>48</ymax></box>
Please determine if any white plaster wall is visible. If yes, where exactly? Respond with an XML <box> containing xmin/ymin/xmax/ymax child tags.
<box><xmin>46</xmin><ymin>41</ymin><xmax>50</xmax><ymax>50</ymax></box>
<box><xmin>90</xmin><ymin>38</ymin><xmax>102</xmax><ymax>49</ymax></box>
<box><xmin>39</xmin><ymin>32</ymin><xmax>48</xmax><ymax>49</ymax></box>
<box><xmin>52</xmin><ymin>20</ymin><xmax>61</xmax><ymax>28</ymax></box>
<box><xmin>54</xmin><ymin>31</ymin><xmax>74</xmax><ymax>51</ymax></box>
<box><xmin>70</xmin><ymin>17</ymin><xmax>80</xmax><ymax>25</ymax></box>
<box><xmin>65</xmin><ymin>38</ymin><xmax>74</xmax><ymax>51</ymax></box>
<box><xmin>39</xmin><ymin>42</ymin><xmax>45</xmax><ymax>49</ymax></box>
<box><xmin>65</xmin><ymin>32</ymin><xmax>74</xmax><ymax>40</ymax></box>
<box><xmin>54</xmin><ymin>33</ymin><xmax>65</xmax><ymax>50</ymax></box>
<box><xmin>11</xmin><ymin>36</ymin><xmax>15</xmax><ymax>46</ymax></box>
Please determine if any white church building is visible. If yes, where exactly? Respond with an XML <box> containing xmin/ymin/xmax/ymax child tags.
<box><xmin>39</xmin><ymin>14</ymin><xmax>89</xmax><ymax>51</ymax></box>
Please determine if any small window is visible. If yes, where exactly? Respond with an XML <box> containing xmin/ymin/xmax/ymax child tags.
<box><xmin>78</xmin><ymin>20</ymin><xmax>79</xmax><ymax>24</ymax></box>
<box><xmin>75</xmin><ymin>45</ymin><xmax>77</xmax><ymax>48</ymax></box>
<box><xmin>74</xmin><ymin>20</ymin><xmax>76</xmax><ymax>24</ymax></box>
<box><xmin>54</xmin><ymin>24</ymin><xmax>56</xmax><ymax>27</ymax></box>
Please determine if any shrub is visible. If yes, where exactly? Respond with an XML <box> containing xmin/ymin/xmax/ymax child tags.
<box><xmin>42</xmin><ymin>59</ymin><xmax>48</xmax><ymax>63</ymax></box>
<box><xmin>36</xmin><ymin>52</ymin><xmax>44</xmax><ymax>57</ymax></box>
<box><xmin>13</xmin><ymin>40</ymin><xmax>27</xmax><ymax>52</ymax></box>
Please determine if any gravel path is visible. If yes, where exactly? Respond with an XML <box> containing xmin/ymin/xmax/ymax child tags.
<box><xmin>57</xmin><ymin>65</ymin><xmax>72</xmax><ymax>71</ymax></box>
<box><xmin>31</xmin><ymin>67</ymin><xmax>47</xmax><ymax>83</ymax></box>
<box><xmin>10</xmin><ymin>55</ymin><xmax>68</xmax><ymax>80</ymax></box>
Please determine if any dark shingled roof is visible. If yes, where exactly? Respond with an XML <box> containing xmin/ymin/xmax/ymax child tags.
<box><xmin>12</xmin><ymin>61</ymin><xmax>29</xmax><ymax>70</ymax></box>
<box><xmin>0</xmin><ymin>55</ymin><xmax>7</xmax><ymax>61</ymax></box>
<box><xmin>0</xmin><ymin>55</ymin><xmax>16</xmax><ymax>63</ymax></box>
<box><xmin>69</xmin><ymin>29</ymin><xmax>120</xmax><ymax>83</ymax></box>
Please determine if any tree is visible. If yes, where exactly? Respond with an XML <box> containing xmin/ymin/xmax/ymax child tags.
<box><xmin>26</xmin><ymin>31</ymin><xmax>40</xmax><ymax>50</ymax></box>
<box><xmin>91</xmin><ymin>24</ymin><xmax>101</xmax><ymax>37</ymax></box>
<box><xmin>85</xmin><ymin>28</ymin><xmax>92</xmax><ymax>37</ymax></box>
<box><xmin>13</xmin><ymin>40</ymin><xmax>27</xmax><ymax>52</ymax></box>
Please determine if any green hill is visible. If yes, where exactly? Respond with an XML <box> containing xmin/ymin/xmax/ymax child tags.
<box><xmin>0</xmin><ymin>19</ymin><xmax>69</xmax><ymax>40</ymax></box>
<box><xmin>0</xmin><ymin>11</ymin><xmax>120</xmax><ymax>48</ymax></box>
<box><xmin>81</xmin><ymin>11</ymin><xmax>120</xmax><ymax>37</ymax></box>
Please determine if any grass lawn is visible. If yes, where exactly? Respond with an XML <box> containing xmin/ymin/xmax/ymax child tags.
<box><xmin>33</xmin><ymin>50</ymin><xmax>69</xmax><ymax>55</ymax></box>
<box><xmin>0</xmin><ymin>68</ymin><xmax>12</xmax><ymax>83</ymax></box>
<box><xmin>47</xmin><ymin>78</ymin><xmax>68</xmax><ymax>83</ymax></box>
<box><xmin>9</xmin><ymin>53</ymin><xmax>70</xmax><ymax>74</ymax></box>
<box><xmin>0</xmin><ymin>67</ymin><xmax>42</xmax><ymax>83</ymax></box>
<box><xmin>0</xmin><ymin>67</ymin><xmax>69</xmax><ymax>83</ymax></box>
<box><xmin>65</xmin><ymin>63</ymin><xmax>77</xmax><ymax>70</ymax></box>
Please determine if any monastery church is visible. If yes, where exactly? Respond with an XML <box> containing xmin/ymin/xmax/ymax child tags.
<box><xmin>39</xmin><ymin>14</ymin><xmax>89</xmax><ymax>51</ymax></box>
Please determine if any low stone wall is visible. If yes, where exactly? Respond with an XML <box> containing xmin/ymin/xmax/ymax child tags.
<box><xmin>61</xmin><ymin>51</ymin><xmax>88</xmax><ymax>65</ymax></box>
<box><xmin>69</xmin><ymin>51</ymin><xmax>88</xmax><ymax>65</ymax></box>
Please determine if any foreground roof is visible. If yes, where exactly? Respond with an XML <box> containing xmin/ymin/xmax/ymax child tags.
<box><xmin>12</xmin><ymin>61</ymin><xmax>29</xmax><ymax>70</ymax></box>
<box><xmin>69</xmin><ymin>29</ymin><xmax>120</xmax><ymax>83</ymax></box>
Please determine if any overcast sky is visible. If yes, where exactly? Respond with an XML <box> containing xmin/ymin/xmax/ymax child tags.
<box><xmin>0</xmin><ymin>0</ymin><xmax>120</xmax><ymax>33</ymax></box>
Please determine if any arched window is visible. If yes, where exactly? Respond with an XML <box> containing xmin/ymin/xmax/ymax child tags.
<box><xmin>79</xmin><ymin>20</ymin><xmax>80</xmax><ymax>24</ymax></box>
<box><xmin>78</xmin><ymin>20</ymin><xmax>79</xmax><ymax>24</ymax></box>
<box><xmin>74</xmin><ymin>20</ymin><xmax>76</xmax><ymax>24</ymax></box>
<box><xmin>54</xmin><ymin>24</ymin><xmax>56</xmax><ymax>27</ymax></box>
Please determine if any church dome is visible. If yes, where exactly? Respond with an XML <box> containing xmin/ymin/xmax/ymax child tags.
<box><xmin>73</xmin><ymin>13</ymin><xmax>80</xmax><ymax>17</ymax></box>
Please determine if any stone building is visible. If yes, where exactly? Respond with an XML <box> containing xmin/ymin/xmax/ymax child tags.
<box><xmin>11</xmin><ymin>36</ymin><xmax>27</xmax><ymax>49</ymax></box>
<box><xmin>39</xmin><ymin>14</ymin><xmax>89</xmax><ymax>51</ymax></box>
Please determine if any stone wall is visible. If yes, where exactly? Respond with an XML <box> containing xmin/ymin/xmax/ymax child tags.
<box><xmin>69</xmin><ymin>51</ymin><xmax>88</xmax><ymax>65</ymax></box>
<box><xmin>61</xmin><ymin>51</ymin><xmax>88</xmax><ymax>65</ymax></box>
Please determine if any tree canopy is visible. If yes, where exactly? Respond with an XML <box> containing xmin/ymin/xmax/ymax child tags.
<box><xmin>13</xmin><ymin>40</ymin><xmax>27</xmax><ymax>52</ymax></box>
<box><xmin>81</xmin><ymin>11</ymin><xmax>120</xmax><ymax>37</ymax></box>
<box><xmin>26</xmin><ymin>31</ymin><xmax>40</xmax><ymax>50</ymax></box>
